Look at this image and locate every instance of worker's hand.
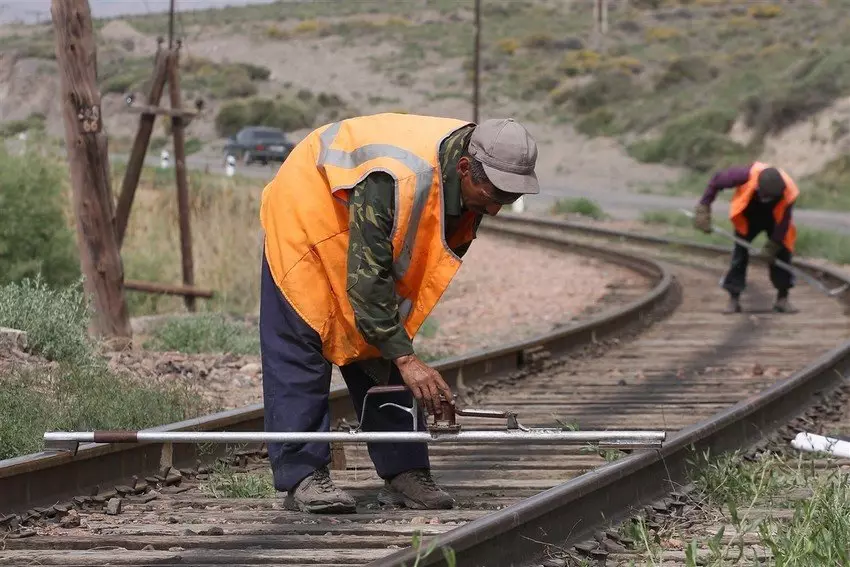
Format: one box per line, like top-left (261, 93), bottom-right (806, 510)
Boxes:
top-left (761, 239), bottom-right (782, 263)
top-left (693, 203), bottom-right (712, 234)
top-left (394, 354), bottom-right (454, 417)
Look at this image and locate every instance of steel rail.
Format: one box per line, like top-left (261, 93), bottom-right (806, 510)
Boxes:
top-left (371, 213), bottom-right (850, 567)
top-left (0, 219), bottom-right (676, 514)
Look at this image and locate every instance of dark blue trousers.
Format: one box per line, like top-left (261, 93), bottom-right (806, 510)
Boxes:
top-left (259, 254), bottom-right (430, 492)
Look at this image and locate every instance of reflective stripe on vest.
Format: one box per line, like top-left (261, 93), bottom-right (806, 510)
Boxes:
top-left (318, 121), bottom-right (432, 282)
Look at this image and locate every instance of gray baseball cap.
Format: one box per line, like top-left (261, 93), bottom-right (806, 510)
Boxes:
top-left (468, 118), bottom-right (540, 195)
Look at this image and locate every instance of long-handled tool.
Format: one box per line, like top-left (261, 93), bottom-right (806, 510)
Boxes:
top-left (680, 209), bottom-right (849, 298)
top-left (44, 385), bottom-right (666, 455)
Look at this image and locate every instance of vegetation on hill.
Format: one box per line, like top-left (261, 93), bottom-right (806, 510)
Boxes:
top-left (3, 0), bottom-right (850, 206)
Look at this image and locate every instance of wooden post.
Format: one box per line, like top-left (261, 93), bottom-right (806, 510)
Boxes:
top-left (167, 45), bottom-right (196, 312)
top-left (50, 0), bottom-right (132, 342)
top-left (114, 49), bottom-right (170, 247)
top-left (472, 0), bottom-right (481, 123)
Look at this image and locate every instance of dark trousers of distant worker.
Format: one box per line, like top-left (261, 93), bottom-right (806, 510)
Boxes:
top-left (259, 253), bottom-right (429, 492)
top-left (721, 213), bottom-right (795, 297)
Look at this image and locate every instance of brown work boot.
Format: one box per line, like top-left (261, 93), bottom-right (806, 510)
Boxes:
top-left (723, 295), bottom-right (742, 314)
top-left (773, 296), bottom-right (798, 314)
top-left (286, 467), bottom-right (356, 514)
top-left (377, 468), bottom-right (455, 510)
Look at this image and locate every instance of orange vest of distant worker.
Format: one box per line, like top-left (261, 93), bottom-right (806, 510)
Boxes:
top-left (728, 161), bottom-right (799, 252)
top-left (260, 113), bottom-right (478, 366)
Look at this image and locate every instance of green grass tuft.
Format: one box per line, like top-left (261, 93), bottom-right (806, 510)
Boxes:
top-left (550, 197), bottom-right (608, 220)
top-left (143, 313), bottom-right (260, 355)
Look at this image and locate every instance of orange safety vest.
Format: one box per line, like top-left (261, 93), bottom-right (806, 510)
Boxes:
top-left (728, 161), bottom-right (799, 252)
top-left (260, 113), bottom-right (478, 366)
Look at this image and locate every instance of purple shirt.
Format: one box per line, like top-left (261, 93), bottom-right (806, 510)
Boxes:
top-left (699, 163), bottom-right (794, 243)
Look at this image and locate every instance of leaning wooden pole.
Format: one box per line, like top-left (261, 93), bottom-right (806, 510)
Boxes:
top-left (50, 0), bottom-right (132, 341)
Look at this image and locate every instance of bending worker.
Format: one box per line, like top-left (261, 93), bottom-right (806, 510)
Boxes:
top-left (259, 113), bottom-right (540, 513)
top-left (692, 161), bottom-right (799, 314)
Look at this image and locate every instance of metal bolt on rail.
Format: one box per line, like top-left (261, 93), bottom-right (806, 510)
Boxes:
top-left (43, 386), bottom-right (666, 455)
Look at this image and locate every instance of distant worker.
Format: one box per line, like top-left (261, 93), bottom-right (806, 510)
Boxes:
top-left (259, 113), bottom-right (539, 513)
top-left (692, 162), bottom-right (799, 314)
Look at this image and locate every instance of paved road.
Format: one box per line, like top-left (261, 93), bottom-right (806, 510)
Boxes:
top-left (154, 152), bottom-right (850, 235)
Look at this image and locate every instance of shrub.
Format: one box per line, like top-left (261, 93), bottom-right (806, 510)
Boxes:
top-left (0, 276), bottom-right (91, 364)
top-left (742, 50), bottom-right (850, 139)
top-left (603, 56), bottom-right (643, 75)
top-left (559, 49), bottom-right (602, 76)
top-left (0, 113), bottom-right (46, 137)
top-left (0, 278), bottom-right (207, 460)
top-left (654, 56), bottom-right (718, 90)
top-left (644, 26), bottom-right (683, 42)
top-left (550, 198), bottom-right (607, 220)
top-left (215, 92), bottom-right (353, 137)
top-left (576, 108), bottom-right (618, 136)
top-left (628, 109), bottom-right (746, 172)
top-left (571, 71), bottom-right (636, 113)
top-left (143, 313), bottom-right (259, 355)
top-left (0, 146), bottom-right (80, 287)
top-left (216, 97), bottom-right (312, 137)
top-left (497, 38), bottom-right (520, 55)
top-left (523, 32), bottom-right (556, 50)
top-left (748, 4), bottom-right (782, 19)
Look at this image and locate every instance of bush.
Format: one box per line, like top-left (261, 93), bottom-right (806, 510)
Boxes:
top-left (0, 278), bottom-right (207, 460)
top-left (0, 276), bottom-right (91, 364)
top-left (748, 4), bottom-right (782, 19)
top-left (571, 71), bottom-right (636, 113)
top-left (216, 97), bottom-right (313, 137)
top-left (215, 93), bottom-right (352, 137)
top-left (628, 109), bottom-right (746, 172)
top-left (644, 26), bottom-right (683, 42)
top-left (576, 108), bottom-right (619, 136)
top-left (743, 50), bottom-right (850, 139)
top-left (143, 313), bottom-right (260, 355)
top-left (0, 113), bottom-right (46, 137)
top-left (0, 146), bottom-right (80, 287)
top-left (559, 49), bottom-right (602, 76)
top-left (655, 56), bottom-right (718, 90)
top-left (550, 197), bottom-right (607, 219)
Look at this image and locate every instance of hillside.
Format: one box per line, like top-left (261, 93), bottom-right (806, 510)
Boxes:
top-left (2, 0), bottom-right (850, 206)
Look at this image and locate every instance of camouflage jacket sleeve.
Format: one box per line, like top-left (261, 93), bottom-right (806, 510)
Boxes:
top-left (346, 172), bottom-right (414, 360)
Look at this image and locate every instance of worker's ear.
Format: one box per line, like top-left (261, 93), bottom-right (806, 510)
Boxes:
top-left (456, 156), bottom-right (470, 178)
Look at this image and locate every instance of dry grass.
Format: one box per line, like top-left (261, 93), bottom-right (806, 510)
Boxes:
top-left (118, 166), bottom-right (263, 316)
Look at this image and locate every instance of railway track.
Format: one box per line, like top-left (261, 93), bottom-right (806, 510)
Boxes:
top-left (1, 213), bottom-right (848, 567)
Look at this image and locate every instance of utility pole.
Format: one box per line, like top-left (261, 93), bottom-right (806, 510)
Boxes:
top-left (593, 0), bottom-right (609, 51)
top-left (50, 0), bottom-right (132, 342)
top-left (168, 0), bottom-right (175, 49)
top-left (472, 0), bottom-right (481, 123)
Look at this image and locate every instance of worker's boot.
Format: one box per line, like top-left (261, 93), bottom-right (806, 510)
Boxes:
top-left (286, 466), bottom-right (357, 514)
top-left (724, 294), bottom-right (742, 314)
top-left (773, 293), bottom-right (798, 314)
top-left (377, 468), bottom-right (455, 510)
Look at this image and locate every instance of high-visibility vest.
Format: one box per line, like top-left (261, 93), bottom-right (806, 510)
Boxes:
top-left (260, 113), bottom-right (478, 365)
top-left (729, 161), bottom-right (799, 251)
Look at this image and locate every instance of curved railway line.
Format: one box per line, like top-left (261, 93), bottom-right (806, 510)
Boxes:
top-left (1, 213), bottom-right (848, 567)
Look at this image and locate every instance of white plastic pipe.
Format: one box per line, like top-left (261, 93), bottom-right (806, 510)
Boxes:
top-left (790, 431), bottom-right (850, 458)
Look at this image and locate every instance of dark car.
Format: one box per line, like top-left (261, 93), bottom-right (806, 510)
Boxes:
top-left (223, 126), bottom-right (295, 166)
